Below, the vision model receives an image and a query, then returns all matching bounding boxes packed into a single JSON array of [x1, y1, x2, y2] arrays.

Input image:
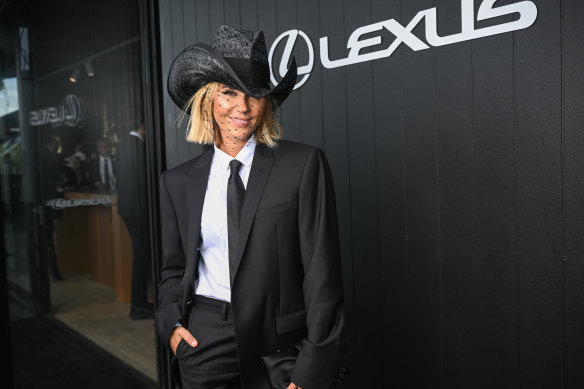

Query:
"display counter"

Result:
[[54, 191, 133, 303]]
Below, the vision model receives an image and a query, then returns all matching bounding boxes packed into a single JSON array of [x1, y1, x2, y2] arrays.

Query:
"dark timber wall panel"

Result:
[[434, 0, 476, 386], [515, 0, 563, 387], [370, 1, 408, 386], [564, 2, 584, 389], [158, 0, 584, 387], [472, 3, 518, 387], [402, 0, 442, 386]]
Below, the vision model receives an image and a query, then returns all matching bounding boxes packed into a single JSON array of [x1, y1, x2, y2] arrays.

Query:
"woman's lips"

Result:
[[230, 117, 251, 127]]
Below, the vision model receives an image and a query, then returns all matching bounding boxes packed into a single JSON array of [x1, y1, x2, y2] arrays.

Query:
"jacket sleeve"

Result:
[[155, 171, 186, 350], [291, 148, 346, 389]]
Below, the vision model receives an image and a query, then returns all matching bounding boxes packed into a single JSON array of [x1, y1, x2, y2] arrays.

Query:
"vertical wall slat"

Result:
[[275, 0, 302, 142], [370, 0, 409, 386], [515, 0, 564, 387], [240, 0, 258, 30], [159, 0, 178, 169], [342, 0, 381, 386], [169, 0, 189, 165], [401, 0, 442, 386], [223, 0, 241, 28], [317, 0, 356, 383], [182, 1, 196, 45], [257, 0, 279, 129], [208, 0, 225, 41], [563, 0, 584, 387], [472, 4, 518, 387], [434, 0, 477, 386], [195, 0, 210, 42], [296, 0, 324, 149], [182, 0, 202, 158]]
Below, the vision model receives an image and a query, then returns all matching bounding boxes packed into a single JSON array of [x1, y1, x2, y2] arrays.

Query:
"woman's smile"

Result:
[[229, 116, 252, 127]]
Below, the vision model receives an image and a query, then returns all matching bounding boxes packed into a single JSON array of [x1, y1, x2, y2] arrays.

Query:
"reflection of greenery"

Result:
[[0, 137, 22, 172]]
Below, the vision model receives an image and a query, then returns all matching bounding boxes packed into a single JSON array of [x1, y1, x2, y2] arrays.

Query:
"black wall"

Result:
[[158, 1, 584, 387]]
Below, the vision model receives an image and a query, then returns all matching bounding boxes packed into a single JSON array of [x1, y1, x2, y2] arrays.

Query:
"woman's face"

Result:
[[213, 84, 267, 147]]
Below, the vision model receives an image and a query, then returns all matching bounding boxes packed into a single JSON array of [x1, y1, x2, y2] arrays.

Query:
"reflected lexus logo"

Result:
[[268, 30, 314, 91], [29, 94, 85, 128]]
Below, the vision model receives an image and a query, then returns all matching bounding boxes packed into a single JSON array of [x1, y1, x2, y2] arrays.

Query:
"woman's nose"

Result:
[[235, 95, 250, 113]]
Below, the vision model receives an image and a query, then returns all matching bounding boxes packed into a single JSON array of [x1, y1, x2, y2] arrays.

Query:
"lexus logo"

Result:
[[268, 0, 537, 91], [268, 29, 314, 91]]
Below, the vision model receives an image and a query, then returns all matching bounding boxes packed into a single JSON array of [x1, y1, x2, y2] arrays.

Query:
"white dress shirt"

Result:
[[195, 135, 256, 302], [130, 130, 144, 142], [99, 155, 116, 190]]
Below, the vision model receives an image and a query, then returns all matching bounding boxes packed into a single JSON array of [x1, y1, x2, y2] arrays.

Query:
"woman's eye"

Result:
[[222, 90, 237, 96]]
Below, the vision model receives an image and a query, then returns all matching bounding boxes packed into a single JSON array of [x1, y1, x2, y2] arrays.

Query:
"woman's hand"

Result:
[[170, 326, 198, 356], [287, 383, 302, 389]]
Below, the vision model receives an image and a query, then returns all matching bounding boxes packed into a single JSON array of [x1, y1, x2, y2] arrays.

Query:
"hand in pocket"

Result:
[[170, 326, 198, 356]]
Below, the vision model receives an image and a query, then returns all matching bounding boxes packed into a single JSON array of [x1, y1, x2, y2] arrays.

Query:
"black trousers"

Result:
[[176, 295, 241, 389], [121, 216, 151, 309]]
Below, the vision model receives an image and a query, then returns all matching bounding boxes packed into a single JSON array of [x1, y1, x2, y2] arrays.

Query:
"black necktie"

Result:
[[227, 159, 245, 273]]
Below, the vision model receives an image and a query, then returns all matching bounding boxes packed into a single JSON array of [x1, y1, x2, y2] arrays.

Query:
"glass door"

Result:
[[4, 1, 158, 387]]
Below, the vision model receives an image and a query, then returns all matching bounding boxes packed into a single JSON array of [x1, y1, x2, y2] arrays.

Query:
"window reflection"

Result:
[[3, 0, 157, 385]]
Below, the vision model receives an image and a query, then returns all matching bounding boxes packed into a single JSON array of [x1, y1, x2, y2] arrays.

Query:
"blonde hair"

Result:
[[182, 82, 281, 148]]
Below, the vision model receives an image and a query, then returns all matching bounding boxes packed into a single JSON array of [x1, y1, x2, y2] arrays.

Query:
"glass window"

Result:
[[3, 1, 157, 386]]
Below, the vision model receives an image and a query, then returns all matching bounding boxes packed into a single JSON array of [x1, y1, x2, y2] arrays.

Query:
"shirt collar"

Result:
[[213, 134, 256, 172], [130, 131, 144, 141]]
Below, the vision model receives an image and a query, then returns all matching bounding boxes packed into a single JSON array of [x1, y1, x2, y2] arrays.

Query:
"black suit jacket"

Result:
[[116, 135, 147, 218], [156, 140, 346, 389]]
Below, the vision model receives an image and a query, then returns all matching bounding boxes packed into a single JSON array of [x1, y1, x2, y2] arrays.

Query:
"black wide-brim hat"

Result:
[[168, 25, 297, 112]]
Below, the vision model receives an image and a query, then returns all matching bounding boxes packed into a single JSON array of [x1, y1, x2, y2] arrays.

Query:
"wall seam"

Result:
[[559, 0, 566, 387]]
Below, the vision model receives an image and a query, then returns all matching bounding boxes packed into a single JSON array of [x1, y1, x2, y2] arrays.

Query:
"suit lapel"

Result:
[[230, 143, 274, 286], [186, 147, 214, 264]]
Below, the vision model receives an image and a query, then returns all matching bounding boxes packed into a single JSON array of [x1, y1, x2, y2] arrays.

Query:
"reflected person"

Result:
[[40, 137, 63, 281], [89, 139, 116, 191], [116, 123, 153, 320]]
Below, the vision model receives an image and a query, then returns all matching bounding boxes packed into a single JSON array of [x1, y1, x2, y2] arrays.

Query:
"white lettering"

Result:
[[268, 0, 538, 89], [46, 195, 114, 210], [320, 12, 429, 69], [30, 94, 85, 128], [424, 0, 538, 46]]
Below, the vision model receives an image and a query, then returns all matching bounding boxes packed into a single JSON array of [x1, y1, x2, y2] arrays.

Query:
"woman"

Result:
[[157, 25, 348, 389]]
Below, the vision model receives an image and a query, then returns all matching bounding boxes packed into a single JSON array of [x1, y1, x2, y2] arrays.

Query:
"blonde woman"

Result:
[[157, 25, 348, 389]]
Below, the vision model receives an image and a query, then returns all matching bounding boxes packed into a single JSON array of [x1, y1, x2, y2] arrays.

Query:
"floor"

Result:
[[11, 314, 157, 389], [50, 274, 158, 382]]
